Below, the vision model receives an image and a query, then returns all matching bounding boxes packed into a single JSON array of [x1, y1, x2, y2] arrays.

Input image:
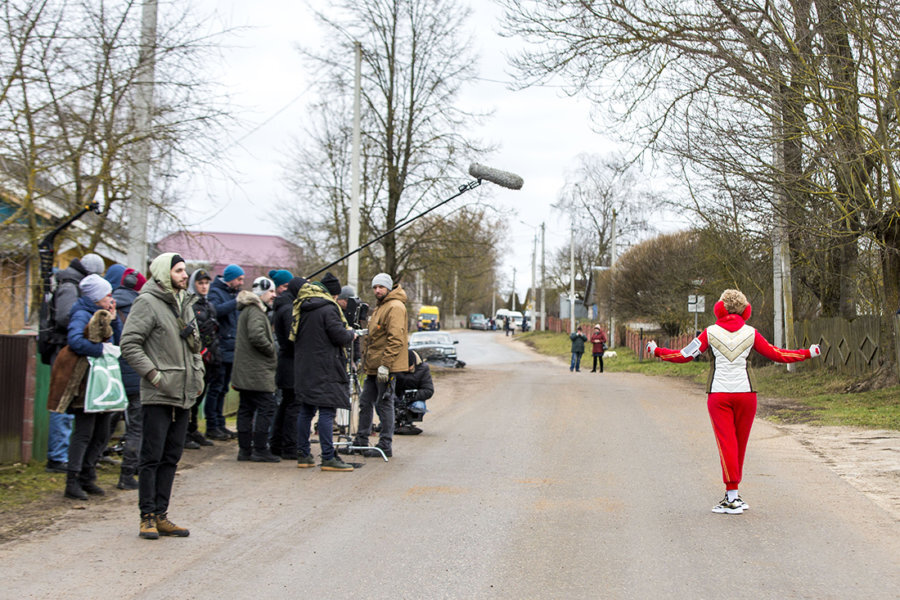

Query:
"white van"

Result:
[[495, 309, 524, 329]]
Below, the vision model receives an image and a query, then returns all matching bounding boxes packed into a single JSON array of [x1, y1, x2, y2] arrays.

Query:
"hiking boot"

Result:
[[189, 430, 214, 446], [184, 438, 201, 450], [237, 448, 252, 461], [117, 471, 139, 490], [156, 513, 189, 537], [296, 453, 316, 468], [711, 495, 744, 514], [321, 456, 354, 472], [139, 514, 158, 539], [64, 473, 88, 500], [250, 449, 282, 463], [206, 428, 229, 441], [80, 480, 106, 496], [46, 459, 68, 474]]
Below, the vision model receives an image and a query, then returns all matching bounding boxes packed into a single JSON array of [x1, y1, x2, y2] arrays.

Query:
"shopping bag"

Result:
[[84, 345, 127, 412]]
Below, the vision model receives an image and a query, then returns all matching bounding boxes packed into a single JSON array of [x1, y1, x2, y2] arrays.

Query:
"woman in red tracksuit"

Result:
[[646, 289, 820, 514]]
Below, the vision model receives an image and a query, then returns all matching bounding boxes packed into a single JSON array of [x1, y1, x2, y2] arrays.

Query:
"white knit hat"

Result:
[[371, 273, 393, 289]]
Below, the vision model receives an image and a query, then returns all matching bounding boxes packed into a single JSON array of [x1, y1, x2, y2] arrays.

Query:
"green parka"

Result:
[[120, 254, 205, 409], [231, 291, 277, 393]]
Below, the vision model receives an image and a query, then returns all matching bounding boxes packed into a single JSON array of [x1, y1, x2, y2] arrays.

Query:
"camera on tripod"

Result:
[[345, 296, 369, 331]]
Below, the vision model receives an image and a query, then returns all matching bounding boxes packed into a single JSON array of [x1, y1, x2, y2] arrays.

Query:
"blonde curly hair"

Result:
[[719, 289, 749, 315]]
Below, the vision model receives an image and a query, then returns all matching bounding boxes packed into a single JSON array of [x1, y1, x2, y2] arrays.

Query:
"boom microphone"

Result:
[[468, 163, 524, 190]]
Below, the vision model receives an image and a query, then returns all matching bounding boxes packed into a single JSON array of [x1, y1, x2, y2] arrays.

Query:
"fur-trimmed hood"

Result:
[[237, 289, 268, 312]]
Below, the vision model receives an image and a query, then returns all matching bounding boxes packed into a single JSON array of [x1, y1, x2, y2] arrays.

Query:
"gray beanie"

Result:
[[79, 273, 112, 303], [80, 253, 105, 275], [371, 273, 393, 289], [338, 285, 356, 300]]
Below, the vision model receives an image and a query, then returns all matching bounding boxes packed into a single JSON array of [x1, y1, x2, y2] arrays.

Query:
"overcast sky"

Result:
[[180, 1, 628, 301]]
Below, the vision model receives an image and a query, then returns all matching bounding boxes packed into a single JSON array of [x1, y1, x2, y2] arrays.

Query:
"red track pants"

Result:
[[707, 392, 757, 490]]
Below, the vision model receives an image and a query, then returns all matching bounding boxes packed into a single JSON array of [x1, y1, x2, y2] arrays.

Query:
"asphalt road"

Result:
[[3, 330, 898, 599]]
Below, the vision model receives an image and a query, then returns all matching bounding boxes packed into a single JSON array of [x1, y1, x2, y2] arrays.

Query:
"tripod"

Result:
[[334, 336, 389, 462]]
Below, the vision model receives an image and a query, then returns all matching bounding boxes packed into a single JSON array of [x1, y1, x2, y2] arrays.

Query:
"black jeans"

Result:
[[270, 387, 302, 456], [67, 409, 112, 482], [203, 361, 232, 431], [356, 375, 395, 450], [592, 353, 604, 372], [236, 389, 277, 451], [139, 404, 189, 516]]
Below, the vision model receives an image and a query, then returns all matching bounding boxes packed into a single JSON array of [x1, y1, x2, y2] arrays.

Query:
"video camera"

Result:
[[345, 296, 369, 330], [395, 388, 427, 435]]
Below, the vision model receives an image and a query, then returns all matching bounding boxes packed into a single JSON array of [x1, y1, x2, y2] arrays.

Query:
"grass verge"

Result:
[[517, 330, 899, 430]]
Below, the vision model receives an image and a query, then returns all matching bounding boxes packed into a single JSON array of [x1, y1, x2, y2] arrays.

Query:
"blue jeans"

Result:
[[570, 352, 583, 371], [48, 411, 74, 462], [298, 403, 336, 460]]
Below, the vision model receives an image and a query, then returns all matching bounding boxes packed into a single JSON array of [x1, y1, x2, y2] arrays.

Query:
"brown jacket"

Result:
[[363, 284, 409, 374], [47, 310, 114, 412]]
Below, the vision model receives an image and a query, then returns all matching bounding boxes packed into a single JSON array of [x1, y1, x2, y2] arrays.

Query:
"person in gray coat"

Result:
[[121, 253, 205, 540], [231, 277, 279, 463]]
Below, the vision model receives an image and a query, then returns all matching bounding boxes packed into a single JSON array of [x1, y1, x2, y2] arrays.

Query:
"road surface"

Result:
[[3, 330, 898, 599]]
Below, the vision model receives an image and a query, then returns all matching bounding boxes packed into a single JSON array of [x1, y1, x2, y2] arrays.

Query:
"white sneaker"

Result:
[[735, 495, 749, 510], [712, 495, 744, 514]]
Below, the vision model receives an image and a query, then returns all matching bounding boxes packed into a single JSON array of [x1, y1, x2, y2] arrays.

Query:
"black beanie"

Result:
[[170, 254, 185, 269], [287, 276, 307, 298], [321, 272, 341, 296]]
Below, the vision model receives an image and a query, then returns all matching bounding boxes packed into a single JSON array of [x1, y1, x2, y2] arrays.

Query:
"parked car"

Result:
[[408, 331, 465, 368], [468, 313, 487, 330]]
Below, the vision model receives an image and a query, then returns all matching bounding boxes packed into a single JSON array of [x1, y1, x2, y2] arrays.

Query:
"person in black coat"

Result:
[[187, 269, 219, 449], [292, 274, 356, 471], [269, 276, 306, 458]]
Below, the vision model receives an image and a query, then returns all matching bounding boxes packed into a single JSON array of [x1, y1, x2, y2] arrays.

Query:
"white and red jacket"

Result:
[[652, 301, 812, 393]]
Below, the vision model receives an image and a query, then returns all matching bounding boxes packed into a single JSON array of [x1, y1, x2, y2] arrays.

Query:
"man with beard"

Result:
[[352, 273, 408, 459], [121, 253, 205, 539]]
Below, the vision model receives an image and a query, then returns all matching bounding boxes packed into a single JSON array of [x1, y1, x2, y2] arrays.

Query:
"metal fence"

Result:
[[0, 333, 38, 463]]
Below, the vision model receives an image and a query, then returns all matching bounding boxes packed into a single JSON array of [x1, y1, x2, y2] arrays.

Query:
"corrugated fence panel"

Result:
[[0, 334, 34, 463]]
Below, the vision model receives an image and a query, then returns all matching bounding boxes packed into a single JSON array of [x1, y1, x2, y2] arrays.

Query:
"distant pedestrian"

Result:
[[185, 269, 219, 449], [569, 326, 587, 372], [646, 289, 821, 515], [590, 325, 607, 373], [121, 253, 205, 539]]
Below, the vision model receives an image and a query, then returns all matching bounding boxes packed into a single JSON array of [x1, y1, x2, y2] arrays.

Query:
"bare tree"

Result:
[[292, 0, 489, 280], [0, 0, 231, 319]]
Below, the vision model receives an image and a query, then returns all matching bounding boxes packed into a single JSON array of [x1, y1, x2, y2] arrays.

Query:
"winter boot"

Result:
[[117, 468, 139, 490], [237, 431, 253, 461], [64, 472, 88, 500], [156, 512, 190, 537], [79, 469, 105, 495], [139, 513, 158, 539], [251, 431, 281, 462]]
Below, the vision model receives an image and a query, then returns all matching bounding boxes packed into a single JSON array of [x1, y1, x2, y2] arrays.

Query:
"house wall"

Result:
[[0, 258, 29, 335]]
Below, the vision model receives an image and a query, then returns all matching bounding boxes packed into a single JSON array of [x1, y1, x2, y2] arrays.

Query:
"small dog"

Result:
[[603, 350, 618, 359]]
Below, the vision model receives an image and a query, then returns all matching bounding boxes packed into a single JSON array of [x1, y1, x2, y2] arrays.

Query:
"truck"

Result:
[[417, 305, 441, 330]]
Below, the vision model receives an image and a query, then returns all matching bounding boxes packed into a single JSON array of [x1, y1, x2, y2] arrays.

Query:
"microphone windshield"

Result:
[[468, 163, 524, 190]]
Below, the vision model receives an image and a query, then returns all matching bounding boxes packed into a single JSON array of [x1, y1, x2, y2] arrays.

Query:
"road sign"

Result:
[[688, 295, 705, 313]]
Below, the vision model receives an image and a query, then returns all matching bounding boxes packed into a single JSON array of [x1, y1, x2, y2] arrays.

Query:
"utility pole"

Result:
[[452, 271, 458, 328], [530, 232, 537, 331], [609, 208, 617, 348], [347, 41, 362, 291], [127, 0, 158, 271], [511, 267, 517, 310], [540, 222, 546, 331], [569, 215, 576, 334]]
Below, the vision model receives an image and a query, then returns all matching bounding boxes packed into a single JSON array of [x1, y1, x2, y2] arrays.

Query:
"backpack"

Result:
[[37, 280, 80, 365]]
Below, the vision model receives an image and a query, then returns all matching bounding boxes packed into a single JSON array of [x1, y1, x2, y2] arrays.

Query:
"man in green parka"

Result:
[[121, 252, 205, 540]]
